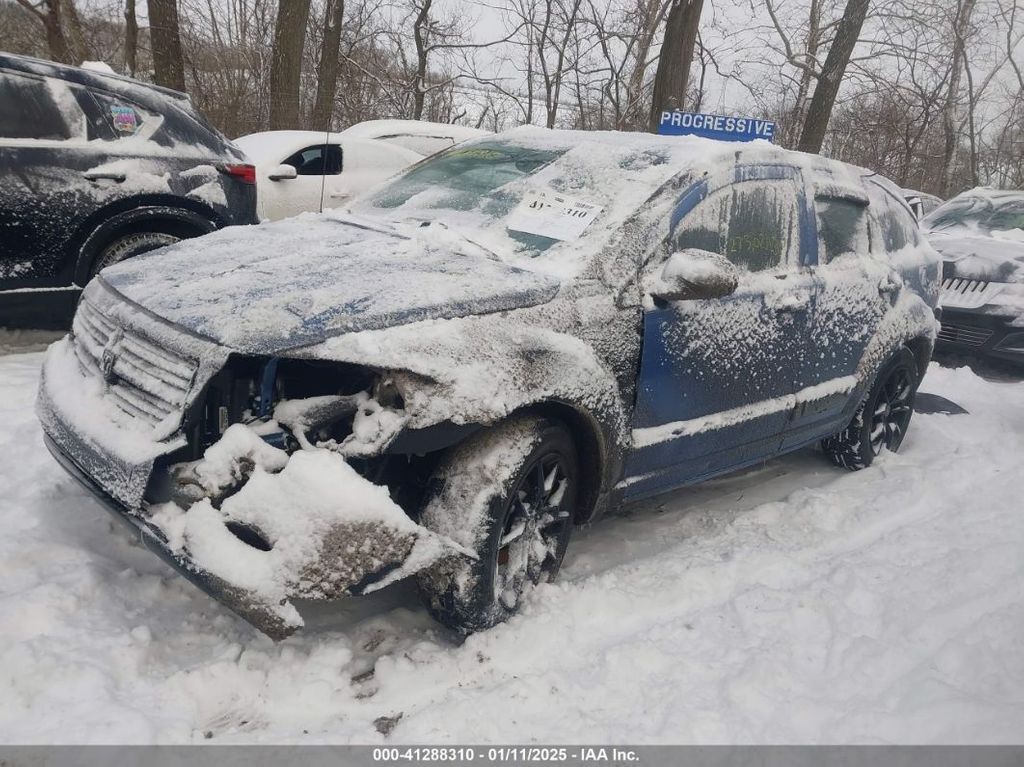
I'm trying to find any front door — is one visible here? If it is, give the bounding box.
[264,143,343,220]
[623,166,816,501]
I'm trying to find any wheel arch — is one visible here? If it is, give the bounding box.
[904,334,934,379]
[73,197,221,284]
[510,399,611,525]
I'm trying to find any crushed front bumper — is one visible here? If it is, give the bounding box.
[42,432,302,638]
[37,336,455,641]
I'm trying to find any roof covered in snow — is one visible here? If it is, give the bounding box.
[340,119,490,142]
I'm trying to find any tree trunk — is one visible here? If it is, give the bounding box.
[784,0,821,146]
[15,0,74,64]
[149,0,186,91]
[647,0,704,133]
[411,0,433,120]
[311,0,344,131]
[796,0,870,153]
[269,0,312,129]
[939,0,976,195]
[42,2,75,64]
[626,0,669,127]
[124,0,138,76]
[63,0,90,63]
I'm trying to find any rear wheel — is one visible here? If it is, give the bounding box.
[822,347,919,470]
[90,231,180,277]
[418,416,578,633]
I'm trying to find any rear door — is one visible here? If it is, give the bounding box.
[0,70,109,289]
[624,165,817,500]
[780,176,904,449]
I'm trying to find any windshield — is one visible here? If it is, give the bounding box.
[925,194,1024,235]
[349,131,697,280]
[360,141,569,255]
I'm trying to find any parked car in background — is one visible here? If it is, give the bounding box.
[339,119,490,156]
[233,130,423,221]
[38,128,939,639]
[924,188,1024,364]
[0,53,257,329]
[903,188,943,221]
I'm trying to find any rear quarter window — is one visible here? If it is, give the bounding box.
[867,182,921,253]
[814,197,868,262]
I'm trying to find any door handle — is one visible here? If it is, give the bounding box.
[878,275,902,296]
[773,293,811,313]
[83,170,126,182]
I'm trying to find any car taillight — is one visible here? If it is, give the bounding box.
[219,163,256,185]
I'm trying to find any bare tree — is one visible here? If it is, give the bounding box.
[124,0,138,75]
[796,0,870,152]
[149,0,187,90]
[647,0,703,131]
[13,0,84,64]
[269,0,311,128]
[311,0,344,129]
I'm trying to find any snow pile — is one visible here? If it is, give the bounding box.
[80,61,117,74]
[5,349,1024,743]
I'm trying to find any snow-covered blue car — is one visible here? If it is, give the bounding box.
[37,127,941,638]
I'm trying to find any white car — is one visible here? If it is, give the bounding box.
[234,130,422,221]
[339,119,490,157]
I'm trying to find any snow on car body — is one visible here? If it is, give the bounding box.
[924,187,1024,364]
[37,126,941,638]
[339,119,491,157]
[234,130,423,221]
[0,53,257,329]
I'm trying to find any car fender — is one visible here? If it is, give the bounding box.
[296,304,638,522]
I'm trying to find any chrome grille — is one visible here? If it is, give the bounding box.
[940,277,1002,309]
[936,321,992,347]
[72,299,197,429]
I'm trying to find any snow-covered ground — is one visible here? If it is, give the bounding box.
[1,348,1023,744]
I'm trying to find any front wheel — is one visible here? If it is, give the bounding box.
[90,231,180,277]
[417,416,578,634]
[822,347,919,470]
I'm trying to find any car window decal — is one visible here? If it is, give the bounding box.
[109,105,139,134]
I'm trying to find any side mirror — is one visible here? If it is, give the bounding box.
[651,249,740,302]
[268,164,298,181]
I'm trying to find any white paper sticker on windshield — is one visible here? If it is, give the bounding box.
[506,192,601,242]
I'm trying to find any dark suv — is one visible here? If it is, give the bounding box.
[0,53,257,328]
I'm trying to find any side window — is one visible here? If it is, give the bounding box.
[283,144,343,176]
[90,91,161,139]
[672,178,801,272]
[815,197,868,262]
[0,72,86,141]
[866,182,921,254]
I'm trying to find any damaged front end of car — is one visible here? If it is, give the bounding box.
[38,285,476,640]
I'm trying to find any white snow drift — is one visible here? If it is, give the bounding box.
[1,350,1023,743]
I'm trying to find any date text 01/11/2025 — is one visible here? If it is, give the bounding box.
[372,747,641,762]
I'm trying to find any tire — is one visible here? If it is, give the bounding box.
[417,415,578,634]
[90,231,180,277]
[821,347,920,470]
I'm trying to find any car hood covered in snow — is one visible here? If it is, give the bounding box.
[98,215,561,354]
[928,231,1024,284]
